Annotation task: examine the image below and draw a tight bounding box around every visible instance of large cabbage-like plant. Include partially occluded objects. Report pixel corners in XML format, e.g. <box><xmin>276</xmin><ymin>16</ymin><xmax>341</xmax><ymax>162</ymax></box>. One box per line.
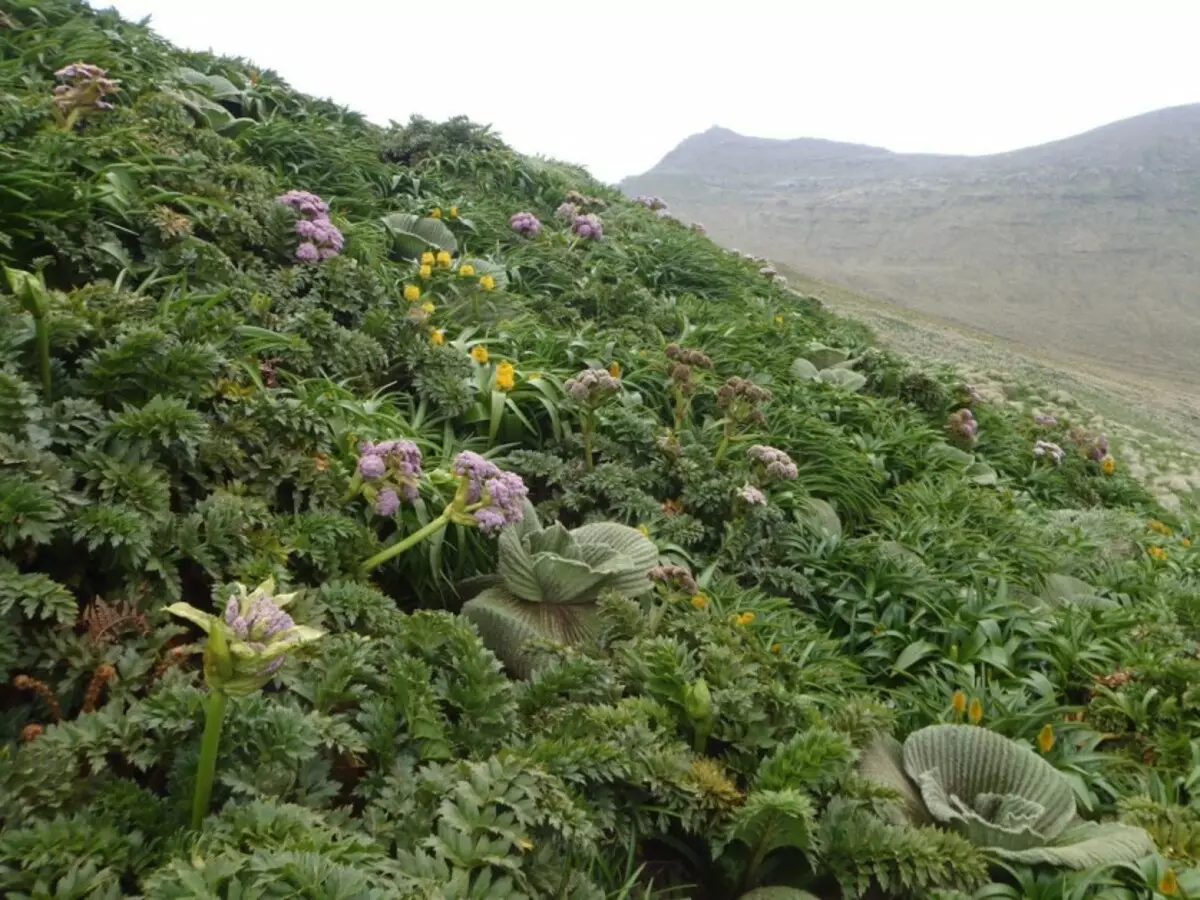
<box><xmin>462</xmin><ymin>502</ymin><xmax>658</xmax><ymax>677</ymax></box>
<box><xmin>859</xmin><ymin>725</ymin><xmax>1154</xmax><ymax>868</ymax></box>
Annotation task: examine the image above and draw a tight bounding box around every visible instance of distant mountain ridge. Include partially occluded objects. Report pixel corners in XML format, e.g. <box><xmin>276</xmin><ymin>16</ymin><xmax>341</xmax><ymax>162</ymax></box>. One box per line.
<box><xmin>621</xmin><ymin>105</ymin><xmax>1200</xmax><ymax>378</ymax></box>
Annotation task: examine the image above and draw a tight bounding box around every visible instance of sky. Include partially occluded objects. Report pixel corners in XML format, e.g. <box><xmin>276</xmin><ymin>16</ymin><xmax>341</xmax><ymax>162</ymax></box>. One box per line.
<box><xmin>94</xmin><ymin>0</ymin><xmax>1200</xmax><ymax>184</ymax></box>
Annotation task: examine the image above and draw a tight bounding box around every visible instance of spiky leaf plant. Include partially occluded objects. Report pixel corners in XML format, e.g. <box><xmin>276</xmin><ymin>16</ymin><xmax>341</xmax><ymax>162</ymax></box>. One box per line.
<box><xmin>860</xmin><ymin>725</ymin><xmax>1155</xmax><ymax>868</ymax></box>
<box><xmin>462</xmin><ymin>501</ymin><xmax>657</xmax><ymax>676</ymax></box>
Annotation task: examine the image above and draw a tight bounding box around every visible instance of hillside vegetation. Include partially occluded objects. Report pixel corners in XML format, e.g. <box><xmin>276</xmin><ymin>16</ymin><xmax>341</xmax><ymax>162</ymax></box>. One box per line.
<box><xmin>620</xmin><ymin>109</ymin><xmax>1200</xmax><ymax>381</ymax></box>
<box><xmin>3</xmin><ymin>3</ymin><xmax>1200</xmax><ymax>899</ymax></box>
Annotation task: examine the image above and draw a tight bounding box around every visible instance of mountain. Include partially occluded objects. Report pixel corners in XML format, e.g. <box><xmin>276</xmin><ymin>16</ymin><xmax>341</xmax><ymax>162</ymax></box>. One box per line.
<box><xmin>622</xmin><ymin>106</ymin><xmax>1200</xmax><ymax>379</ymax></box>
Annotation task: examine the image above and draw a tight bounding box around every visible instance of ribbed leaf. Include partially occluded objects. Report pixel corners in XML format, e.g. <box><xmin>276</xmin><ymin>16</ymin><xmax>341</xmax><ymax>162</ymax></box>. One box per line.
<box><xmin>904</xmin><ymin>725</ymin><xmax>1076</xmax><ymax>849</ymax></box>
<box><xmin>857</xmin><ymin>734</ymin><xmax>931</xmax><ymax>825</ymax></box>
<box><xmin>996</xmin><ymin>821</ymin><xmax>1156</xmax><ymax>868</ymax></box>
<box><xmin>381</xmin><ymin>212</ymin><xmax>458</xmax><ymax>257</ymax></box>
<box><xmin>804</xmin><ymin>344</ymin><xmax>850</xmax><ymax>370</ymax></box>
<box><xmin>798</xmin><ymin>497</ymin><xmax>841</xmax><ymax>538</ymax></box>
<box><xmin>571</xmin><ymin>522</ymin><xmax>657</xmax><ymax>596</ymax></box>
<box><xmin>461</xmin><ymin>586</ymin><xmax>598</xmax><ymax>678</ymax></box>
<box><xmin>526</xmin><ymin>554</ymin><xmax>615</xmax><ymax>604</ymax></box>
<box><xmin>818</xmin><ymin>368</ymin><xmax>867</xmax><ymax>391</ymax></box>
<box><xmin>790</xmin><ymin>358</ymin><xmax>819</xmax><ymax>380</ymax></box>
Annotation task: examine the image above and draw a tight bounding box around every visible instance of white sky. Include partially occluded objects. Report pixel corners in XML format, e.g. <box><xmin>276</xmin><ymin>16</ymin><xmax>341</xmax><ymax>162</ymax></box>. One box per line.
<box><xmin>94</xmin><ymin>0</ymin><xmax>1200</xmax><ymax>184</ymax></box>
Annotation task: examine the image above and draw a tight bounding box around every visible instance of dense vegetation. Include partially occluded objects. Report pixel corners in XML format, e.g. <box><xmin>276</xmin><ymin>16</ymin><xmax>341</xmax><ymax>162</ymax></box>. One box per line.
<box><xmin>2</xmin><ymin>3</ymin><xmax>1200</xmax><ymax>897</ymax></box>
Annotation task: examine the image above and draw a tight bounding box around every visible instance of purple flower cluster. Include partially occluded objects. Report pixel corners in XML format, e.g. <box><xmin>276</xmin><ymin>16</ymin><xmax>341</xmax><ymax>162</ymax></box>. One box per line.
<box><xmin>635</xmin><ymin>195</ymin><xmax>668</xmax><ymax>211</ymax></box>
<box><xmin>1034</xmin><ymin>413</ymin><xmax>1058</xmax><ymax>426</ymax></box>
<box><xmin>358</xmin><ymin>439</ymin><xmax>423</xmax><ymax>514</ymax></box>
<box><xmin>277</xmin><ymin>190</ymin><xmax>344</xmax><ymax>262</ymax></box>
<box><xmin>738</xmin><ymin>484</ymin><xmax>767</xmax><ymax>506</ymax></box>
<box><xmin>948</xmin><ymin>408</ymin><xmax>978</xmax><ymax>441</ymax></box>
<box><xmin>224</xmin><ymin>591</ymin><xmax>294</xmax><ymax>674</ymax></box>
<box><xmin>452</xmin><ymin>451</ymin><xmax>529</xmax><ymax>534</ymax></box>
<box><xmin>571</xmin><ymin>213</ymin><xmax>604</xmax><ymax>241</ymax></box>
<box><xmin>1033</xmin><ymin>440</ymin><xmax>1066</xmax><ymax>464</ymax></box>
<box><xmin>53</xmin><ymin>62</ymin><xmax>119</xmax><ymax>113</ymax></box>
<box><xmin>509</xmin><ymin>211</ymin><xmax>542</xmax><ymax>237</ymax></box>
<box><xmin>564</xmin><ymin>367</ymin><xmax>621</xmax><ymax>403</ymax></box>
<box><xmin>555</xmin><ymin>202</ymin><xmax>578</xmax><ymax>221</ymax></box>
<box><xmin>748</xmin><ymin>445</ymin><xmax>798</xmax><ymax>482</ymax></box>
<box><xmin>648</xmin><ymin>564</ymin><xmax>698</xmax><ymax>595</ymax></box>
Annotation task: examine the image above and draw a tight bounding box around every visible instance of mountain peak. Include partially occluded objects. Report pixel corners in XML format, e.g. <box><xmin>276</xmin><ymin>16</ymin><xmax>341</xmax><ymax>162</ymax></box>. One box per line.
<box><xmin>621</xmin><ymin>104</ymin><xmax>1200</xmax><ymax>379</ymax></box>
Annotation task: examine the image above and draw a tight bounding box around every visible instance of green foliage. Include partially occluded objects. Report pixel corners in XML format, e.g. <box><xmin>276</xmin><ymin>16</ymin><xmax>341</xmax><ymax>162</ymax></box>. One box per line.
<box><xmin>0</xmin><ymin>3</ymin><xmax>1197</xmax><ymax>899</ymax></box>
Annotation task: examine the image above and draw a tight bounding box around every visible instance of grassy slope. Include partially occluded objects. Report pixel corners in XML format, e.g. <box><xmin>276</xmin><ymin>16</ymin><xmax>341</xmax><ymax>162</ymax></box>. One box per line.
<box><xmin>779</xmin><ymin>266</ymin><xmax>1200</xmax><ymax>512</ymax></box>
<box><xmin>620</xmin><ymin>109</ymin><xmax>1200</xmax><ymax>381</ymax></box>
<box><xmin>2</xmin><ymin>3</ymin><xmax>1200</xmax><ymax>899</ymax></box>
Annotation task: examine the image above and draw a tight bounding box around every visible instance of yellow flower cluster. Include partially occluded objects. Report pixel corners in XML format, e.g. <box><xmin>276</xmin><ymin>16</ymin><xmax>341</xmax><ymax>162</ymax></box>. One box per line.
<box><xmin>479</xmin><ymin>274</ymin><xmax>496</xmax><ymax>292</ymax></box>
<box><xmin>437</xmin><ymin>250</ymin><xmax>452</xmax><ymax>269</ymax></box>
<box><xmin>951</xmin><ymin>689</ymin><xmax>984</xmax><ymax>724</ymax></box>
<box><xmin>403</xmin><ymin>284</ymin><xmax>420</xmax><ymax>302</ymax></box>
<box><xmin>1101</xmin><ymin>456</ymin><xmax>1116</xmax><ymax>474</ymax></box>
<box><xmin>734</xmin><ymin>611</ymin><xmax>755</xmax><ymax>626</ymax></box>
<box><xmin>495</xmin><ymin>360</ymin><xmax>515</xmax><ymax>392</ymax></box>
<box><xmin>1148</xmin><ymin>545</ymin><xmax>1168</xmax><ymax>561</ymax></box>
<box><xmin>430</xmin><ymin>328</ymin><xmax>445</xmax><ymax>346</ymax></box>
<box><xmin>459</xmin><ymin>263</ymin><xmax>475</xmax><ymax>277</ymax></box>
<box><xmin>419</xmin><ymin>264</ymin><xmax>432</xmax><ymax>279</ymax></box>
<box><xmin>1036</xmin><ymin>723</ymin><xmax>1055</xmax><ymax>753</ymax></box>
<box><xmin>608</xmin><ymin>361</ymin><xmax>621</xmax><ymax>378</ymax></box>
<box><xmin>690</xmin><ymin>593</ymin><xmax>709</xmax><ymax>610</ymax></box>
<box><xmin>470</xmin><ymin>345</ymin><xmax>489</xmax><ymax>364</ymax></box>
<box><xmin>1148</xmin><ymin>519</ymin><xmax>1173</xmax><ymax>536</ymax></box>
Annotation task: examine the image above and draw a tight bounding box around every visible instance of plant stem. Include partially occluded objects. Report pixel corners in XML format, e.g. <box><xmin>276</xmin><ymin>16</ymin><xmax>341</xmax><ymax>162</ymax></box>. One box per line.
<box><xmin>361</xmin><ymin>511</ymin><xmax>450</xmax><ymax>572</ymax></box>
<box><xmin>191</xmin><ymin>689</ymin><xmax>228</xmax><ymax>829</ymax></box>
<box><xmin>33</xmin><ymin>316</ymin><xmax>51</xmax><ymax>401</ymax></box>
<box><xmin>582</xmin><ymin>411</ymin><xmax>595</xmax><ymax>471</ymax></box>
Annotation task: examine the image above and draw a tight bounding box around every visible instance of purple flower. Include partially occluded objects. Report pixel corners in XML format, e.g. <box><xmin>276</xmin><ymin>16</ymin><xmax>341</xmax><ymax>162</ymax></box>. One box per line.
<box><xmin>225</xmin><ymin>590</ymin><xmax>295</xmax><ymax>643</ymax></box>
<box><xmin>1033</xmin><ymin>440</ymin><xmax>1066</xmax><ymax>464</ymax></box>
<box><xmin>509</xmin><ymin>211</ymin><xmax>542</xmax><ymax>237</ymax></box>
<box><xmin>451</xmin><ymin>451</ymin><xmax>528</xmax><ymax>533</ymax></box>
<box><xmin>748</xmin><ymin>445</ymin><xmax>798</xmax><ymax>482</ymax></box>
<box><xmin>554</xmin><ymin>202</ymin><xmax>578</xmax><ymax>221</ymax></box>
<box><xmin>738</xmin><ymin>484</ymin><xmax>767</xmax><ymax>505</ymax></box>
<box><xmin>635</xmin><ymin>195</ymin><xmax>668</xmax><ymax>211</ymax></box>
<box><xmin>358</xmin><ymin>454</ymin><xmax>386</xmax><ymax>480</ymax></box>
<box><xmin>571</xmin><ymin>213</ymin><xmax>604</xmax><ymax>241</ymax></box>
<box><xmin>375</xmin><ymin>489</ymin><xmax>400</xmax><ymax>517</ymax></box>
<box><xmin>277</xmin><ymin>190</ymin><xmax>343</xmax><ymax>262</ymax></box>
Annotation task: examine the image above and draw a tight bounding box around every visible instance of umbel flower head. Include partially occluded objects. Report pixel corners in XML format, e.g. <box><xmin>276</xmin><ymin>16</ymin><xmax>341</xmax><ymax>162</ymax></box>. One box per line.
<box><xmin>948</xmin><ymin>408</ymin><xmax>978</xmax><ymax>442</ymax></box>
<box><xmin>564</xmin><ymin>367</ymin><xmax>621</xmax><ymax>405</ymax></box>
<box><xmin>357</xmin><ymin>439</ymin><xmax>424</xmax><ymax>507</ymax></box>
<box><xmin>748</xmin><ymin>444</ymin><xmax>799</xmax><ymax>482</ymax></box>
<box><xmin>509</xmin><ymin>211</ymin><xmax>542</xmax><ymax>237</ymax></box>
<box><xmin>53</xmin><ymin>62</ymin><xmax>119</xmax><ymax>121</ymax></box>
<box><xmin>571</xmin><ymin>213</ymin><xmax>604</xmax><ymax>241</ymax></box>
<box><xmin>165</xmin><ymin>579</ymin><xmax>324</xmax><ymax>697</ymax></box>
<box><xmin>451</xmin><ymin>451</ymin><xmax>529</xmax><ymax>534</ymax></box>
<box><xmin>277</xmin><ymin>190</ymin><xmax>344</xmax><ymax>262</ymax></box>
<box><xmin>554</xmin><ymin>201</ymin><xmax>578</xmax><ymax>221</ymax></box>
<box><xmin>1033</xmin><ymin>440</ymin><xmax>1066</xmax><ymax>464</ymax></box>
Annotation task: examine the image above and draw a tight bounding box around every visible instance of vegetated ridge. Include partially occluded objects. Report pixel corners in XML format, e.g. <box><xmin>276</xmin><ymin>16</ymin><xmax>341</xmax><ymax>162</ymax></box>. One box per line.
<box><xmin>2</xmin><ymin>2</ymin><xmax>1200</xmax><ymax>898</ymax></box>
<box><xmin>621</xmin><ymin>107</ymin><xmax>1200</xmax><ymax>381</ymax></box>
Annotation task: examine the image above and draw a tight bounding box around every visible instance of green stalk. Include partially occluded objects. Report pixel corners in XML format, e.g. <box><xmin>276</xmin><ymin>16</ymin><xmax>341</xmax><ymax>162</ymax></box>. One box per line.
<box><xmin>191</xmin><ymin>689</ymin><xmax>229</xmax><ymax>829</ymax></box>
<box><xmin>581</xmin><ymin>410</ymin><xmax>595</xmax><ymax>471</ymax></box>
<box><xmin>33</xmin><ymin>316</ymin><xmax>51</xmax><ymax>401</ymax></box>
<box><xmin>361</xmin><ymin>511</ymin><xmax>450</xmax><ymax>572</ymax></box>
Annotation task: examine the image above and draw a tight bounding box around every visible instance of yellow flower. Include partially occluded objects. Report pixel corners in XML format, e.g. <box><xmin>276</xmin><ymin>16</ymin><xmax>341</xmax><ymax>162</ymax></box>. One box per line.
<box><xmin>1036</xmin><ymin>723</ymin><xmax>1055</xmax><ymax>754</ymax></box>
<box><xmin>770</xmin><ymin>642</ymin><xmax>782</xmax><ymax>654</ymax></box>
<box><xmin>470</xmin><ymin>345</ymin><xmax>490</xmax><ymax>364</ymax></box>
<box><xmin>495</xmin><ymin>360</ymin><xmax>516</xmax><ymax>392</ymax></box>
<box><xmin>430</xmin><ymin>328</ymin><xmax>445</xmax><ymax>346</ymax></box>
<box><xmin>421</xmin><ymin>301</ymin><xmax>435</xmax><ymax>314</ymax></box>
<box><xmin>403</xmin><ymin>284</ymin><xmax>420</xmax><ymax>302</ymax></box>
<box><xmin>735</xmin><ymin>611</ymin><xmax>756</xmax><ymax>627</ymax></box>
<box><xmin>459</xmin><ymin>263</ymin><xmax>476</xmax><ymax>277</ymax></box>
<box><xmin>690</xmin><ymin>593</ymin><xmax>709</xmax><ymax>610</ymax></box>
<box><xmin>430</xmin><ymin>207</ymin><xmax>442</xmax><ymax>218</ymax></box>
<box><xmin>774</xmin><ymin>314</ymin><xmax>784</xmax><ymax>325</ymax></box>
<box><xmin>1149</xmin><ymin>545</ymin><xmax>1168</xmax><ymax>561</ymax></box>
<box><xmin>419</xmin><ymin>264</ymin><xmax>432</xmax><ymax>279</ymax></box>
<box><xmin>608</xmin><ymin>361</ymin><xmax>622</xmax><ymax>378</ymax></box>
<box><xmin>1184</xmin><ymin>538</ymin><xmax>1192</xmax><ymax>548</ymax></box>
<box><xmin>516</xmin><ymin>836</ymin><xmax>534</xmax><ymax>852</ymax></box>
<box><xmin>637</xmin><ymin>524</ymin><xmax>650</xmax><ymax>537</ymax></box>
<box><xmin>968</xmin><ymin>697</ymin><xmax>983</xmax><ymax>724</ymax></box>
<box><xmin>479</xmin><ymin>274</ymin><xmax>496</xmax><ymax>292</ymax></box>
<box><xmin>449</xmin><ymin>206</ymin><xmax>459</xmax><ymax>218</ymax></box>
<box><xmin>1160</xmin><ymin>867</ymin><xmax>1180</xmax><ymax>896</ymax></box>
<box><xmin>420</xmin><ymin>251</ymin><xmax>435</xmax><ymax>267</ymax></box>
<box><xmin>951</xmin><ymin>689</ymin><xmax>967</xmax><ymax>714</ymax></box>
<box><xmin>1101</xmin><ymin>456</ymin><xmax>1115</xmax><ymax>474</ymax></box>
<box><xmin>436</xmin><ymin>250</ymin><xmax>452</xmax><ymax>269</ymax></box>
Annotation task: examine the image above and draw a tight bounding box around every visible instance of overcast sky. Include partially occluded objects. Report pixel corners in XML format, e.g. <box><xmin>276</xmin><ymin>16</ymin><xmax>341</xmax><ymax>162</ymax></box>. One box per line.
<box><xmin>94</xmin><ymin>0</ymin><xmax>1199</xmax><ymax>184</ymax></box>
